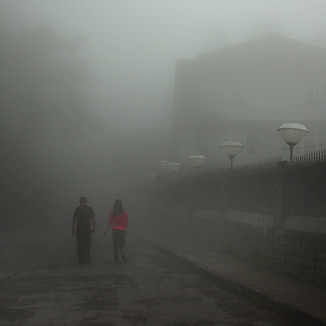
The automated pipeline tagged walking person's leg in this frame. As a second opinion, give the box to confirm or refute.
[76,235,84,264]
[119,230,127,262]
[112,230,120,263]
[84,231,91,263]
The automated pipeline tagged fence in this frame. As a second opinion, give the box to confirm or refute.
[153,150,326,284]
[157,149,326,221]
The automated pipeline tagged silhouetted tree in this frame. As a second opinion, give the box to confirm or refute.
[0,18,97,225]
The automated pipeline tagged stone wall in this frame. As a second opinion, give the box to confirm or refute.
[154,157,326,285]
[161,207,326,286]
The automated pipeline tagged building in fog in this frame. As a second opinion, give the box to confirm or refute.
[173,34,326,166]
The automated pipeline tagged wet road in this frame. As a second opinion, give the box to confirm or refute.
[0,231,292,326]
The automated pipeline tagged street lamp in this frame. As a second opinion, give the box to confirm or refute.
[221,141,244,170]
[167,162,181,180]
[189,155,205,173]
[277,123,309,161]
[148,173,157,181]
[159,160,169,173]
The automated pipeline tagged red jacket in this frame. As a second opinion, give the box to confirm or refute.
[107,210,128,230]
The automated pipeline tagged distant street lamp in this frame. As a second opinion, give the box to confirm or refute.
[189,155,205,173]
[148,173,157,181]
[221,141,244,170]
[159,160,169,173]
[167,162,181,180]
[277,123,309,161]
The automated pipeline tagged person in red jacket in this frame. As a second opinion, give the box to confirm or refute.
[104,199,128,263]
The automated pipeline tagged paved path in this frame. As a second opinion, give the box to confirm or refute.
[0,231,291,325]
[138,227,326,326]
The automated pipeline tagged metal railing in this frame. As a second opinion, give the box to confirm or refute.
[156,149,326,218]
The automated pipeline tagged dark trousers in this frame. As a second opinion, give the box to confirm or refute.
[76,230,91,263]
[112,229,126,262]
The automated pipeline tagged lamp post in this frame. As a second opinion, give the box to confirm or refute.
[167,162,180,180]
[221,141,244,170]
[159,160,169,173]
[148,173,157,181]
[277,123,309,161]
[189,155,205,174]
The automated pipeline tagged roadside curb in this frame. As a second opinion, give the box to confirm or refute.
[138,234,326,326]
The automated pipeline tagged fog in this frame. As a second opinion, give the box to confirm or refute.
[1,0,326,229]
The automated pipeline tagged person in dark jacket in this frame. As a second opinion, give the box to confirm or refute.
[72,197,96,264]
[104,199,128,263]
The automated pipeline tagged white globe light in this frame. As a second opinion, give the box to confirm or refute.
[148,173,157,180]
[189,155,206,168]
[159,160,169,170]
[221,141,244,158]
[277,123,309,146]
[167,162,181,172]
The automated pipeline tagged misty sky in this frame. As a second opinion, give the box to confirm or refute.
[4,0,326,127]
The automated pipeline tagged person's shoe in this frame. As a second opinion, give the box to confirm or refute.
[85,255,90,264]
[78,260,84,265]
[122,257,127,263]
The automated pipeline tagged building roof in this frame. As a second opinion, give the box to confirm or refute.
[197,34,326,65]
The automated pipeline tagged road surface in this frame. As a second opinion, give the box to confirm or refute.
[0,230,292,325]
